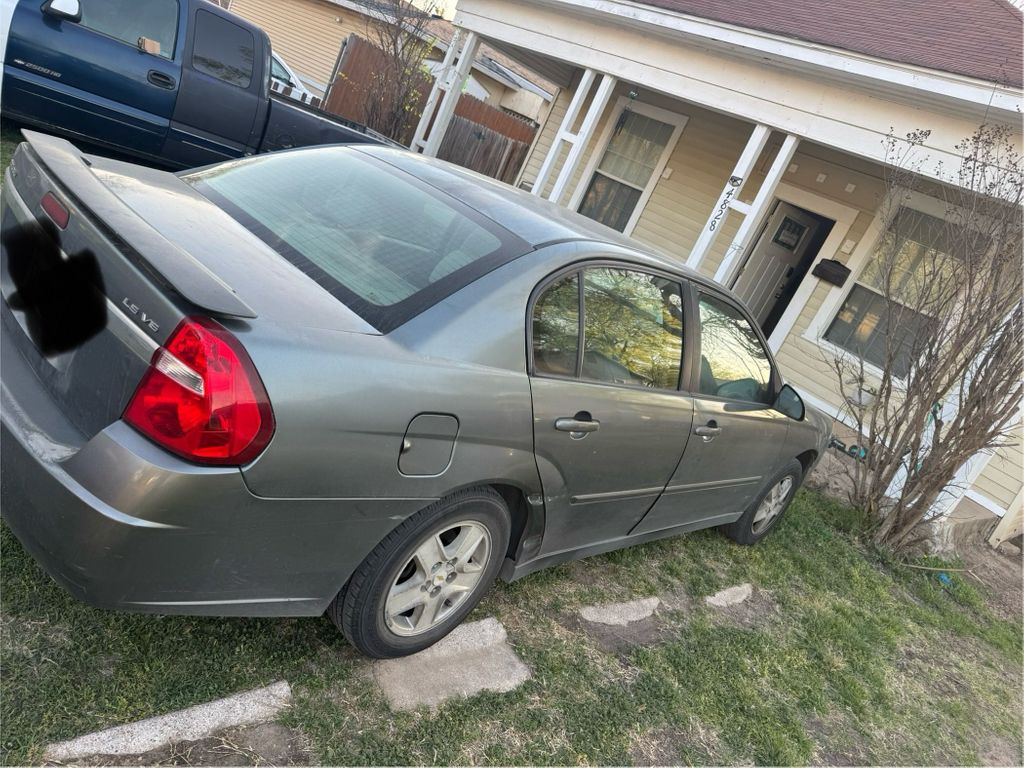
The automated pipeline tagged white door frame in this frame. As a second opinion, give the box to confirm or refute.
[755,183,860,352]
[567,96,688,236]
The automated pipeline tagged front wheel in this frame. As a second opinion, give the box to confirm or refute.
[329,487,510,658]
[721,459,802,545]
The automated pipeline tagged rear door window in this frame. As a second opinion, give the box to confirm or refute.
[531,265,684,390]
[78,0,178,58]
[582,268,683,389]
[191,10,255,88]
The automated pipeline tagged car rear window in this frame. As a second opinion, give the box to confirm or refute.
[186,148,527,332]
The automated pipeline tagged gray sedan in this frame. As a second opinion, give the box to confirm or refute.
[0,132,831,658]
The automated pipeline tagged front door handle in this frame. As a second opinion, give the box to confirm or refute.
[147,70,176,89]
[555,413,600,439]
[694,420,721,442]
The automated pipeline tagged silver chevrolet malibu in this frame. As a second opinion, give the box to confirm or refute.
[1,131,831,658]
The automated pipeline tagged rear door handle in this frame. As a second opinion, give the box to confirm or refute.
[694,420,721,441]
[147,70,176,89]
[555,414,600,439]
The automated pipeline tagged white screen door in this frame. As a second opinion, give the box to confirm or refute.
[576,110,676,232]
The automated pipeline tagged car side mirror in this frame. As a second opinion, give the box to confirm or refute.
[41,0,81,22]
[775,384,805,420]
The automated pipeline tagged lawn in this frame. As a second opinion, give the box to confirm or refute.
[1,488,1021,766]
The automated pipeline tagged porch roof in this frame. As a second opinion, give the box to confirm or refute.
[639,0,1023,88]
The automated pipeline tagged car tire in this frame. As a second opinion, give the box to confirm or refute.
[721,459,803,545]
[329,486,511,658]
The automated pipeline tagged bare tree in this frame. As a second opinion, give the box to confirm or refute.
[827,124,1023,551]
[362,0,438,143]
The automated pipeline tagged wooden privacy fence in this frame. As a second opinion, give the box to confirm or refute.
[323,34,536,183]
[435,108,533,184]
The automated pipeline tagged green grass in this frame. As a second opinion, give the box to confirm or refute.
[2,490,1020,765]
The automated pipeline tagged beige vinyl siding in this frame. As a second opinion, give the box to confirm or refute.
[973,427,1024,510]
[630,104,750,273]
[229,0,366,85]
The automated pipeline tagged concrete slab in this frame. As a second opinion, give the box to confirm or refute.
[44,681,292,762]
[579,597,661,626]
[372,617,530,711]
[705,583,752,607]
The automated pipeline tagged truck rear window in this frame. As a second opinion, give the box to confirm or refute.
[186,148,527,332]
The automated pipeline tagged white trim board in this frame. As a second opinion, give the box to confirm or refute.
[567,95,689,235]
[965,489,1007,518]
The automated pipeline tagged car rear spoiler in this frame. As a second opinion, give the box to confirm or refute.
[20,130,257,319]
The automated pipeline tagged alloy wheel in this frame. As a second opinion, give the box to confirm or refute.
[383,520,492,636]
[751,476,794,534]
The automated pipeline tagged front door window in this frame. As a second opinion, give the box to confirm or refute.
[577,110,675,232]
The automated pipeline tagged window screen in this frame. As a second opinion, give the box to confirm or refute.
[192,10,254,88]
[79,0,178,58]
[824,208,952,377]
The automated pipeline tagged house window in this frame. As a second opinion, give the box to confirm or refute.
[577,110,675,232]
[823,208,957,378]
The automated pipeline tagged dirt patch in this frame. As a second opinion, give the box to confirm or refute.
[957,541,1022,622]
[806,448,856,502]
[628,721,722,766]
[0,614,71,658]
[64,723,314,766]
[805,716,869,767]
[565,612,671,655]
[979,735,1023,767]
[706,587,780,629]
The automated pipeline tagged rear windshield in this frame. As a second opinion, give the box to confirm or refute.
[186,148,527,332]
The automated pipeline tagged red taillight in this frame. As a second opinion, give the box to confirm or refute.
[124,317,275,465]
[41,191,70,229]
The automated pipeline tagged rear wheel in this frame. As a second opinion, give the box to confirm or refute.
[721,459,802,545]
[330,487,510,658]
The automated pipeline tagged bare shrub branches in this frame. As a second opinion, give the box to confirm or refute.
[362,1,438,143]
[830,124,1023,551]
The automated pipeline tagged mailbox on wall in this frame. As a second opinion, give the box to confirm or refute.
[811,259,851,287]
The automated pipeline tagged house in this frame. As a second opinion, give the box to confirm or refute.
[413,0,1024,538]
[222,0,555,122]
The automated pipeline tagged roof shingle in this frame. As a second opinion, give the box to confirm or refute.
[638,0,1023,87]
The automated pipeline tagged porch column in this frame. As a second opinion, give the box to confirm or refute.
[411,30,480,157]
[713,133,801,285]
[531,70,617,204]
[685,124,772,271]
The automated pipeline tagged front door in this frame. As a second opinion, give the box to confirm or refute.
[529,265,694,556]
[5,0,182,158]
[732,202,833,334]
[632,290,788,535]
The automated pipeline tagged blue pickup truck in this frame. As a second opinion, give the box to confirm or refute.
[1,0,383,168]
